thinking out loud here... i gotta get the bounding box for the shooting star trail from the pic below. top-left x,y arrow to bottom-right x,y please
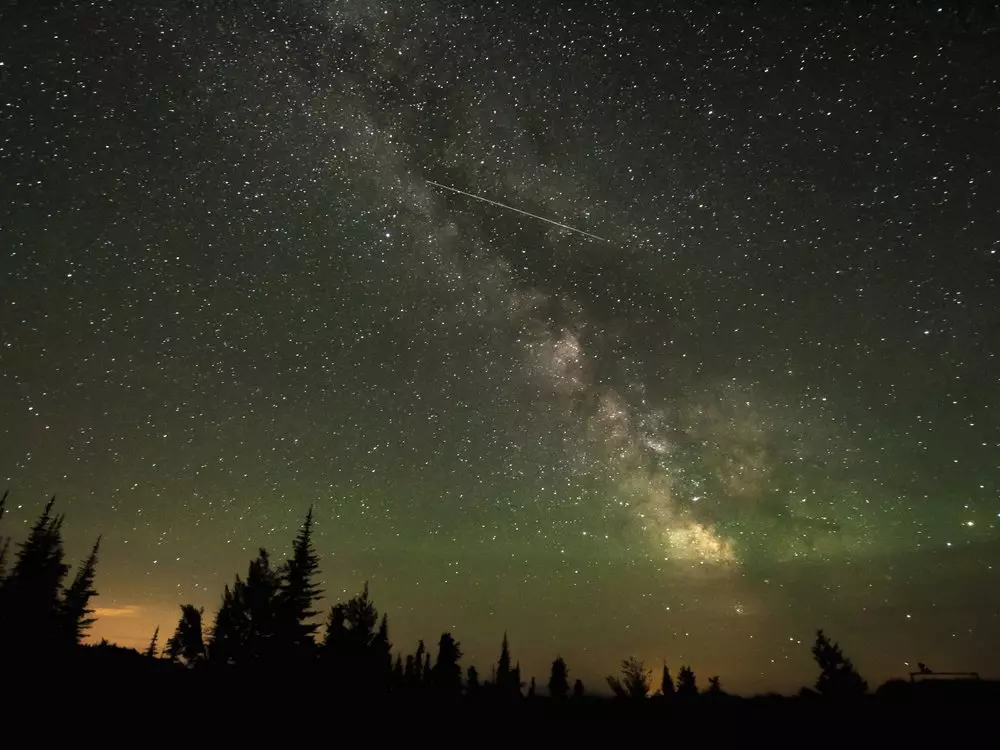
427,180 -> 608,242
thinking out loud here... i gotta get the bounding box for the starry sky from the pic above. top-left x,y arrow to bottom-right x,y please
2,1 -> 998,694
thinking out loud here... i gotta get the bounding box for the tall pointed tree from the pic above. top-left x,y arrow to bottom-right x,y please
0,497 -> 69,650
145,626 -> 160,658
495,632 -> 520,697
61,536 -> 101,645
165,604 -> 206,666
412,639 -> 426,686
0,488 -> 8,579
549,656 -> 570,699
812,630 -> 868,697
278,507 -> 322,652
661,663 -> 675,697
431,632 -> 463,697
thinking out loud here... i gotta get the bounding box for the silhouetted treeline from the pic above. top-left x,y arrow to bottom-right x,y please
1,492 -> 996,723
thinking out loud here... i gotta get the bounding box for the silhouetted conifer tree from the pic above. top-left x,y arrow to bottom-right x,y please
393,653 -> 404,685
146,626 -> 160,658
549,656 -> 570,699
707,676 -> 722,695
324,582 -> 392,692
165,604 -> 206,665
209,581 -> 243,665
660,663 -> 675,697
412,639 -> 426,687
277,507 -> 322,653
496,632 -> 513,691
423,652 -> 433,687
375,613 -> 392,675
677,666 -> 697,696
812,629 -> 868,697
0,497 -> 69,652
0,489 -> 8,580
607,657 -> 651,700
432,632 -> 463,697
208,549 -> 281,666
466,665 -> 480,694
61,535 -> 100,644
573,679 -> 585,699
527,676 -> 536,698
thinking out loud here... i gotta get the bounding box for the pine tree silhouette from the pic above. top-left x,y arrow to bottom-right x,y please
466,665 -> 480,694
573,678 -> 585,699
0,497 -> 69,653
812,629 -> 868,697
209,549 -> 281,666
677,666 -> 697,696
0,489 -> 9,580
548,656 -> 570,699
660,663 -> 675,697
392,653 -> 404,686
527,676 -> 536,699
209,581 -> 244,666
324,582 -> 393,693
165,604 -> 206,666
707,676 -> 723,695
61,535 -> 100,645
277,507 -> 322,654
412,639 -> 426,687
494,632 -> 522,698
145,626 -> 160,658
607,657 -> 651,700
431,632 -> 463,697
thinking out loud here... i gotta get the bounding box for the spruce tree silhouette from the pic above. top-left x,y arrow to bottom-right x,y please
812,629 -> 868,697
404,653 -> 416,685
573,678 -> 585,699
606,657 -> 651,700
209,580 -> 245,666
495,631 -> 514,696
466,665 -> 480,694
423,651 -> 433,687
393,653 -> 404,686
0,489 -> 9,579
374,613 -> 392,679
165,604 -> 206,666
412,639 -> 426,688
548,656 -> 570,699
61,535 -> 101,645
707,676 -> 723,696
527,676 -> 536,699
145,626 -> 160,659
431,632 -> 463,697
677,666 -> 697,697
324,582 -> 393,694
277,506 -> 322,657
209,548 -> 281,666
660,663 -> 675,698
0,497 -> 69,655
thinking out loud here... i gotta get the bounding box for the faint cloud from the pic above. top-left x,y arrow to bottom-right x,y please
93,605 -> 141,618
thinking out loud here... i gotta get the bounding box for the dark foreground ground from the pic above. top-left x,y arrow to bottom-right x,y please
4,645 -> 997,742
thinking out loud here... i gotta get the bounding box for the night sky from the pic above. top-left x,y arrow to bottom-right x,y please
2,1 -> 998,694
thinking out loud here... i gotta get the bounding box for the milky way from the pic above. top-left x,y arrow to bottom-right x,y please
1,1 -> 998,692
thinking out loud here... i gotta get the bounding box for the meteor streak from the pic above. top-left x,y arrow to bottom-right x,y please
427,180 -> 608,242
